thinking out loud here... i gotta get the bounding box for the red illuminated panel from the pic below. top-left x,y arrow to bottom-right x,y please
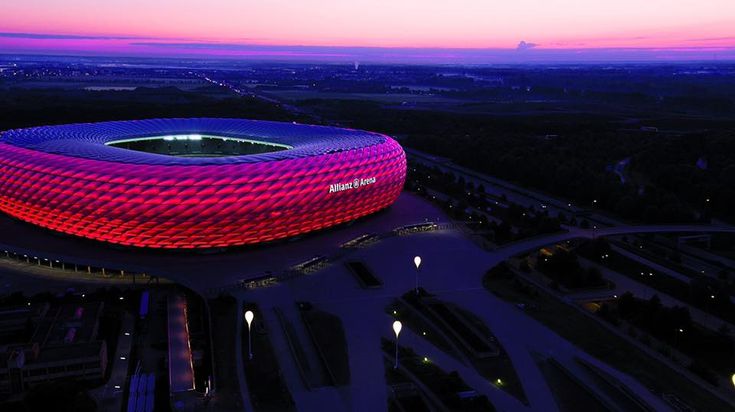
0,120 -> 406,249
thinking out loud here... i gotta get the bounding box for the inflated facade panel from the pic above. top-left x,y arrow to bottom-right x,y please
0,118 -> 406,248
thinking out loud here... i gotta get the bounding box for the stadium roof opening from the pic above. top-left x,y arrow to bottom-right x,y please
105,134 -> 292,158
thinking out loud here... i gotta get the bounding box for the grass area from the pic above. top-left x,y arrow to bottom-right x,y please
209,295 -> 245,411
382,339 -> 496,412
262,89 -> 460,103
536,358 -> 610,412
427,302 -> 493,354
578,358 -> 662,412
483,266 -> 733,412
396,290 -> 527,404
242,303 -> 295,412
300,305 -> 351,386
384,359 -> 433,412
386,298 -> 457,355
597,293 -> 732,385
275,308 -> 326,388
346,261 -> 382,288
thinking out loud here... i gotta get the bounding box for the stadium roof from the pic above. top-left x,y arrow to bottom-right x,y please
0,118 -> 388,166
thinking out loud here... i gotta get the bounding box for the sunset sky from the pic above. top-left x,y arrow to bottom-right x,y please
1,0 -> 735,62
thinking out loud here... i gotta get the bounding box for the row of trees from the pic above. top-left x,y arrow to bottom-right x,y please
598,292 -> 734,384
406,163 -> 562,244
535,249 -> 607,290
302,91 -> 735,224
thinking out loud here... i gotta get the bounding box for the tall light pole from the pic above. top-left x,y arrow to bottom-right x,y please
393,320 -> 402,369
413,256 -> 422,295
245,310 -> 254,360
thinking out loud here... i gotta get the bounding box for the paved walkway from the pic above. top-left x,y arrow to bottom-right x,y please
4,191 -> 735,411
236,225 -> 690,411
233,297 -> 255,412
90,312 -> 134,411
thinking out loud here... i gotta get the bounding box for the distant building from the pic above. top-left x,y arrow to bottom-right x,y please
0,302 -> 108,396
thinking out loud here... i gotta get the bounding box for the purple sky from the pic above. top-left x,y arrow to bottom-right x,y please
1,0 -> 734,62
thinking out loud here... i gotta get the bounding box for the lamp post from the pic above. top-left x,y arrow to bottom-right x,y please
413,256 -> 422,295
393,320 -> 402,369
245,310 -> 254,360
675,328 -> 684,350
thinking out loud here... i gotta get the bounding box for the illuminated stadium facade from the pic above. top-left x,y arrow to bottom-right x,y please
0,118 -> 406,249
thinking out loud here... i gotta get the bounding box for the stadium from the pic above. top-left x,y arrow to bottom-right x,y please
0,118 -> 406,249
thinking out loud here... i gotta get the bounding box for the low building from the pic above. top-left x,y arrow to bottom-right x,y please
0,302 -> 108,396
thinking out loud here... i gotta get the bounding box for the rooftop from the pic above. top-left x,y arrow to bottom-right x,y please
0,118 -> 389,166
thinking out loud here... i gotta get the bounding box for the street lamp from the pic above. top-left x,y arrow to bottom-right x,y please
413,256 -> 422,295
393,320 -> 402,369
245,310 -> 254,360
676,328 -> 684,348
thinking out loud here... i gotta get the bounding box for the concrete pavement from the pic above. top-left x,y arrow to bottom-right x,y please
232,223 -> 690,411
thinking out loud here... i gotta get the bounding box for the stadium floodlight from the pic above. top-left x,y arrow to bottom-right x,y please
245,310 -> 255,360
393,320 -> 402,369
